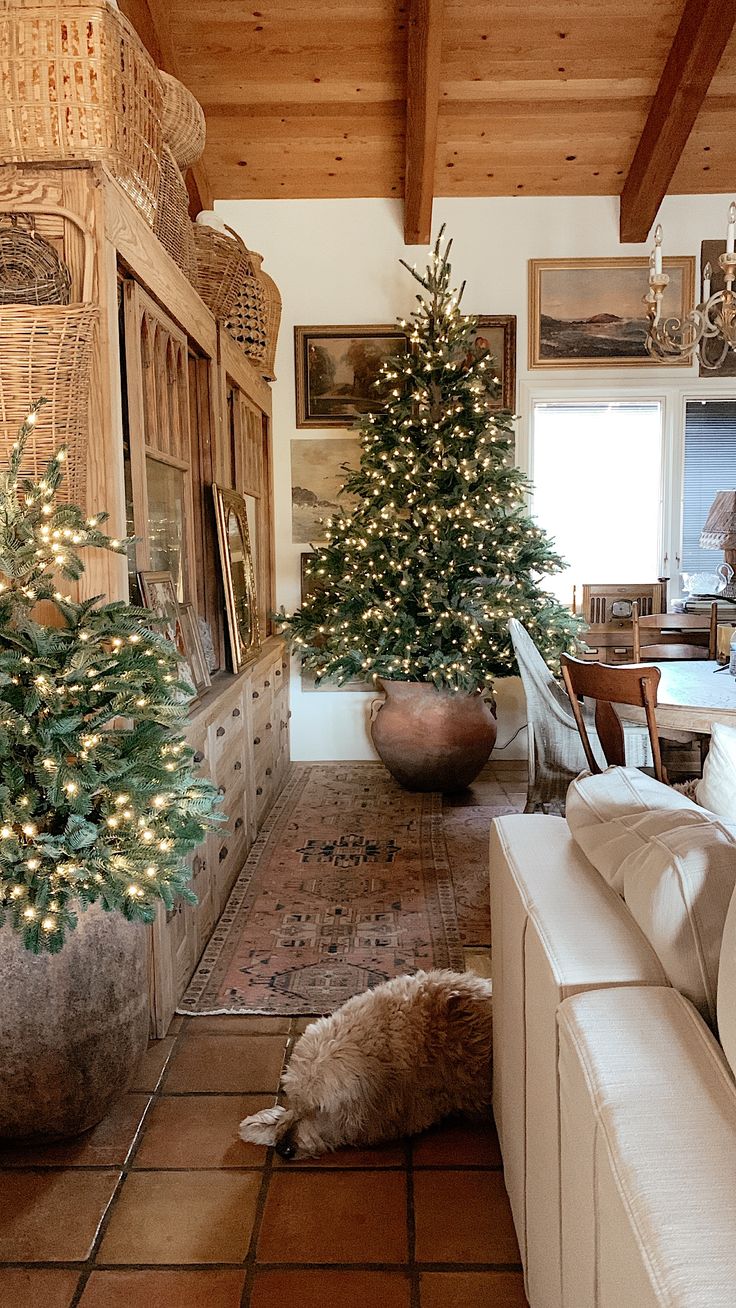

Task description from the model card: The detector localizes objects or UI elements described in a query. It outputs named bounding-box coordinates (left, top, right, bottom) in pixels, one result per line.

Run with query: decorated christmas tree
left=0, top=402, right=222, bottom=953
left=282, top=231, right=580, bottom=692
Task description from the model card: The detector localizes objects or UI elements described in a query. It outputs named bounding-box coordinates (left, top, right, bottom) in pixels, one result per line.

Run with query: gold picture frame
left=213, top=485, right=261, bottom=673
left=529, top=256, right=696, bottom=368
left=294, top=324, right=408, bottom=428
left=471, top=315, right=517, bottom=411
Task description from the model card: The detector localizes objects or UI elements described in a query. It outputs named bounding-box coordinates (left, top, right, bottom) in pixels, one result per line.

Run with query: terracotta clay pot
left=370, top=679, right=497, bottom=793
left=0, top=903, right=149, bottom=1140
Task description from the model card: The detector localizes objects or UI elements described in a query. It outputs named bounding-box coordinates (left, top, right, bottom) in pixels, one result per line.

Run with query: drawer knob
left=254, top=736, right=260, bottom=745
left=218, top=785, right=226, bottom=797
left=275, top=668, right=281, bottom=677
left=234, top=760, right=242, bottom=772
left=219, top=845, right=229, bottom=863
left=235, top=817, right=243, bottom=831
left=252, top=690, right=259, bottom=700
left=232, top=707, right=241, bottom=718
left=216, top=726, right=225, bottom=738
left=281, top=720, right=287, bottom=729
left=264, top=679, right=270, bottom=688
left=193, top=750, right=204, bottom=764
left=265, top=722, right=272, bottom=731
left=288, top=710, right=292, bottom=720
left=256, top=786, right=263, bottom=796
left=265, top=766, right=272, bottom=777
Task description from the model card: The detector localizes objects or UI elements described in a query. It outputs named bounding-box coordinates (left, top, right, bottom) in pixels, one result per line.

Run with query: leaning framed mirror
left=213, top=484, right=261, bottom=672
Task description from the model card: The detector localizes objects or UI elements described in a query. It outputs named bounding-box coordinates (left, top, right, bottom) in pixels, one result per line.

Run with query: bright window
left=531, top=402, right=663, bottom=605
left=682, top=399, right=736, bottom=576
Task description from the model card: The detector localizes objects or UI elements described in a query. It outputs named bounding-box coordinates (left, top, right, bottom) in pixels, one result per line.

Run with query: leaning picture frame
left=528, top=256, right=696, bottom=368
left=213, top=484, right=261, bottom=673
left=179, top=602, right=212, bottom=695
left=137, top=569, right=202, bottom=696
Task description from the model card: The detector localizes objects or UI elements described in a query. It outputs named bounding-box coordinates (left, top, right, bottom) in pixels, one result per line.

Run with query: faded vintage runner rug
left=178, top=763, right=465, bottom=1016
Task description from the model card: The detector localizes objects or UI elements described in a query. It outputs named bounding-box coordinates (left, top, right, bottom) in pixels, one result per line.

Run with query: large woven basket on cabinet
left=226, top=252, right=282, bottom=379
left=154, top=147, right=196, bottom=284
left=193, top=223, right=254, bottom=322
left=0, top=1, right=163, bottom=226
left=0, top=203, right=98, bottom=505
left=159, top=70, right=206, bottom=172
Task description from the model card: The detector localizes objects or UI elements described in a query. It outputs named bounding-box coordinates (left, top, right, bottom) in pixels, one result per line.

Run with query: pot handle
left=369, top=697, right=383, bottom=723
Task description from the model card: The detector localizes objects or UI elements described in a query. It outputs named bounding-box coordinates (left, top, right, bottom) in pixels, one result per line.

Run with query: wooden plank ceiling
left=121, top=0, right=736, bottom=243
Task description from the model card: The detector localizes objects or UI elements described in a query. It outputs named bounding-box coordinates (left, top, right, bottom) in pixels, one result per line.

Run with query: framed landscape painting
left=295, top=325, right=408, bottom=427
left=291, top=436, right=361, bottom=544
left=470, top=315, right=517, bottom=410
left=529, top=257, right=695, bottom=368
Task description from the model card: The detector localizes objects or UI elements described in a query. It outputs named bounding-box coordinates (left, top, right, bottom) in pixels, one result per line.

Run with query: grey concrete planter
left=0, top=903, right=149, bottom=1140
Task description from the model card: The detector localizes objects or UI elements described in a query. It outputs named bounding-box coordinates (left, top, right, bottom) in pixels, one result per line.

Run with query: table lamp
left=700, top=490, right=736, bottom=599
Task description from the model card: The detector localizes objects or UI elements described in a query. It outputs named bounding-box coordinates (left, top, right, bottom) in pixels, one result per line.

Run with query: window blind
left=682, top=400, right=736, bottom=573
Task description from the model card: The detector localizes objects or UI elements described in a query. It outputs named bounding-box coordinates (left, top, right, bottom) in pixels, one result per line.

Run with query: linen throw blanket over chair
left=510, top=620, right=651, bottom=814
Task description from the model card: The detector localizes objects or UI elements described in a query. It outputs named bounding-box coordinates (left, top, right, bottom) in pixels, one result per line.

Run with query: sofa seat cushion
left=565, top=768, right=736, bottom=1025
left=489, top=814, right=666, bottom=1308
left=558, top=986, right=736, bottom=1308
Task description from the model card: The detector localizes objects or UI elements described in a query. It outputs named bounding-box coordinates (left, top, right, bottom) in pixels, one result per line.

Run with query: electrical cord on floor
left=494, top=723, right=528, bottom=751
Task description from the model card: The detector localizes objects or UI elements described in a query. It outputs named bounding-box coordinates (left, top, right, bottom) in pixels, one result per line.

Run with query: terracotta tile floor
left=0, top=762, right=529, bottom=1308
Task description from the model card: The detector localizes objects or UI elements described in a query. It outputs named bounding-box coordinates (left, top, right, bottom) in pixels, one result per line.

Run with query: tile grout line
left=65, top=1013, right=197, bottom=1308
left=405, top=1137, right=421, bottom=1308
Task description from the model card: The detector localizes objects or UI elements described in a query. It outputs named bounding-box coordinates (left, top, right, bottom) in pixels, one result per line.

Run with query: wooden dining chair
left=560, top=654, right=666, bottom=784
left=631, top=601, right=718, bottom=663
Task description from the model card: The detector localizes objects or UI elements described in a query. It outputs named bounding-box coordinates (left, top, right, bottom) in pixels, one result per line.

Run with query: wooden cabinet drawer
left=191, top=844, right=216, bottom=955
left=216, top=735, right=247, bottom=798
left=209, top=696, right=246, bottom=769
left=210, top=791, right=248, bottom=909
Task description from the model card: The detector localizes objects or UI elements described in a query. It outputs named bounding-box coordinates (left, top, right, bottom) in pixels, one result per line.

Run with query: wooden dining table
left=617, top=660, right=736, bottom=735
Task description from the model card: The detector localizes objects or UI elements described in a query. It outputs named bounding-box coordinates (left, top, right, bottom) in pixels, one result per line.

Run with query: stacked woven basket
left=0, top=207, right=98, bottom=504
left=153, top=72, right=205, bottom=281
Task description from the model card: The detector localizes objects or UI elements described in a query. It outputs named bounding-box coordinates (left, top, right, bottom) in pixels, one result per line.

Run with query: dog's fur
left=239, top=969, right=493, bottom=1159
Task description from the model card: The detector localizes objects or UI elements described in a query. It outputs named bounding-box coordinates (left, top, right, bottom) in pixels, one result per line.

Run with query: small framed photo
left=294, top=324, right=408, bottom=427
left=529, top=256, right=696, bottom=368
left=179, top=602, right=211, bottom=695
left=468, top=315, right=516, bottom=410
left=137, top=570, right=203, bottom=696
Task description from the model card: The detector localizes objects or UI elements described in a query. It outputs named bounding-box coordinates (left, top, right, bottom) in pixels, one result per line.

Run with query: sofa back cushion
left=566, top=767, right=698, bottom=895
left=566, top=768, right=736, bottom=1026
left=697, top=723, right=736, bottom=821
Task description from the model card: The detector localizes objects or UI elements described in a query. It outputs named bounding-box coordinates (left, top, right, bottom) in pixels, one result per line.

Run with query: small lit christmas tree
left=281, top=232, right=580, bottom=692
left=0, top=402, right=222, bottom=953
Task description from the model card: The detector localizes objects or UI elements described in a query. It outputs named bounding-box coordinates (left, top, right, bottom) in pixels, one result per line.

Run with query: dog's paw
left=239, top=1105, right=287, bottom=1146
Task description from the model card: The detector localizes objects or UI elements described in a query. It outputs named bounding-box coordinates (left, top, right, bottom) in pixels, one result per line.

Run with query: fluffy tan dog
left=239, top=969, right=493, bottom=1159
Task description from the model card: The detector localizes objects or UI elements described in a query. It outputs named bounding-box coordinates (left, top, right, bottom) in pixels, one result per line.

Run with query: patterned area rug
left=445, top=804, right=518, bottom=946
left=178, top=763, right=465, bottom=1016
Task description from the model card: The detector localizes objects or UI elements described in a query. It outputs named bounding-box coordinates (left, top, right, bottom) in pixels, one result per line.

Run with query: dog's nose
left=275, top=1137, right=297, bottom=1160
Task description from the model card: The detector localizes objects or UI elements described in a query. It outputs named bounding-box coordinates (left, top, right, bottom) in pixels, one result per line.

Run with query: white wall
left=216, top=193, right=735, bottom=761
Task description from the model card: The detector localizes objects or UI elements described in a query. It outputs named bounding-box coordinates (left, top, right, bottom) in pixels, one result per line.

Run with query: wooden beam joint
left=404, top=0, right=444, bottom=246
left=620, top=0, right=736, bottom=243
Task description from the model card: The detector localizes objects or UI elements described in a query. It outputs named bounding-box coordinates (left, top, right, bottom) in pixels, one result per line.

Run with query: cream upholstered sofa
left=489, top=767, right=736, bottom=1308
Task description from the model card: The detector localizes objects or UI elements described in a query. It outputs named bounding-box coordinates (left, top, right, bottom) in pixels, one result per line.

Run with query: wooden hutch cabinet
left=0, top=162, right=289, bottom=1036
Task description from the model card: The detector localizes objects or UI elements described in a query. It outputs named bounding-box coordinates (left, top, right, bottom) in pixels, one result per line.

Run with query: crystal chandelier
left=645, top=201, right=736, bottom=368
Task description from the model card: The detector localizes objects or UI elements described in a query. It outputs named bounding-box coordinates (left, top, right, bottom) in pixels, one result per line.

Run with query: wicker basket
left=154, top=146, right=196, bottom=284
left=0, top=213, right=71, bottom=306
left=193, top=223, right=254, bottom=322
left=159, top=70, right=206, bottom=172
left=226, top=253, right=281, bottom=379
left=0, top=3, right=163, bottom=227
left=0, top=203, right=99, bottom=505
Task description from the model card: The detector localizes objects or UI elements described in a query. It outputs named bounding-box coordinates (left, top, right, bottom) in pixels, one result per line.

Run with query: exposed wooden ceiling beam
left=118, top=0, right=214, bottom=214
left=404, top=0, right=444, bottom=246
left=620, top=0, right=736, bottom=244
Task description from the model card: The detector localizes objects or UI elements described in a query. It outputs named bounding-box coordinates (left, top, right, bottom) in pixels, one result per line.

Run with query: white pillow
left=566, top=768, right=736, bottom=1026
left=621, top=808, right=736, bottom=1026
left=697, top=724, right=736, bottom=820
left=566, top=767, right=698, bottom=894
